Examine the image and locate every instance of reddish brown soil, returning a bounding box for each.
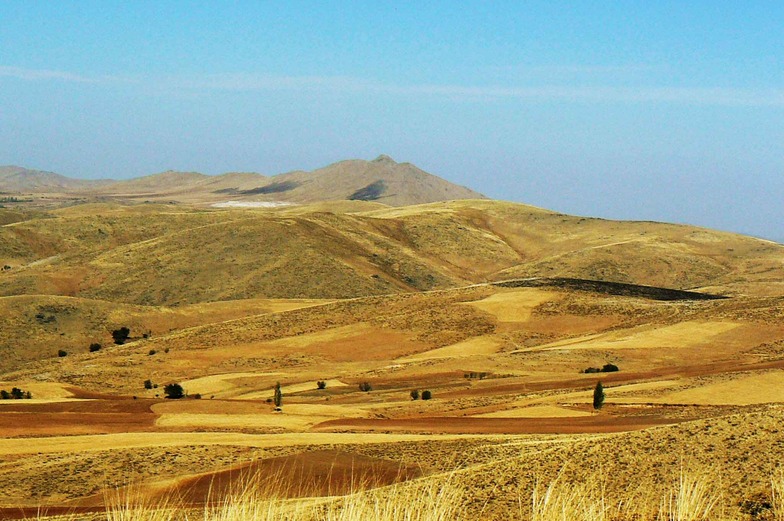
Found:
[0,398,158,436]
[444,358,784,399]
[312,415,678,434]
[161,449,422,505]
[0,506,106,520]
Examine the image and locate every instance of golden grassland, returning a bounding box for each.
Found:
[1,199,784,519]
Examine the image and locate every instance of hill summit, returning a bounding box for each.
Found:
[0,156,486,207]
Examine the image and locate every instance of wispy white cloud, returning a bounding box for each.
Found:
[2,65,782,107]
[0,65,131,84]
[162,73,784,107]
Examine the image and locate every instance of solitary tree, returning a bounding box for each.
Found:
[273,382,282,408]
[421,390,432,400]
[112,327,131,345]
[164,383,184,399]
[89,343,102,353]
[410,389,420,400]
[593,381,605,410]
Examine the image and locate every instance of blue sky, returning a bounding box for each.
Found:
[1,1,782,239]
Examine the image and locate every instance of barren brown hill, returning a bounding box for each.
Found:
[0,166,106,193]
[3,155,485,206]
[1,199,783,308]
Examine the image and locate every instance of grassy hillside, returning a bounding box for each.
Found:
[2,200,782,308]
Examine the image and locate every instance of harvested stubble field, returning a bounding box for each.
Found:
[1,200,784,519]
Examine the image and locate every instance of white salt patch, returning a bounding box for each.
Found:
[212,201,295,208]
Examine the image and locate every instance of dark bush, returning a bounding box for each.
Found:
[410,390,420,400]
[89,343,102,353]
[144,379,153,390]
[358,382,372,392]
[317,381,327,390]
[112,327,130,345]
[163,383,184,399]
[193,393,202,400]
[421,390,432,400]
[57,349,67,357]
[583,363,620,374]
[148,349,156,356]
[0,388,30,399]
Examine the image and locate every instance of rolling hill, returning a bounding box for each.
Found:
[2,175,784,520]
[0,155,485,206]
[1,199,782,309]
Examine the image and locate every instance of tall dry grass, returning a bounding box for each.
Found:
[95,471,465,521]
[35,467,783,521]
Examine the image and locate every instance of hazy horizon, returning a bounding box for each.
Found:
[1,1,782,241]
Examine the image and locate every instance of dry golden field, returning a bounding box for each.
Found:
[1,199,784,519]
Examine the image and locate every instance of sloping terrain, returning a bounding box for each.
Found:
[1,198,784,518]
[0,166,107,192]
[2,200,783,310]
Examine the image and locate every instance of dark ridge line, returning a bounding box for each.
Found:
[492,277,727,301]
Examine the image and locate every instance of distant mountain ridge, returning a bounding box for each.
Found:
[0,155,486,206]
[0,166,108,192]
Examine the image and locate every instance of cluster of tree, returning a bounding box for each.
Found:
[410,390,432,400]
[582,363,619,374]
[464,371,488,379]
[0,387,31,399]
[316,380,327,389]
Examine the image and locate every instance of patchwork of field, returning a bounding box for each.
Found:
[1,200,784,518]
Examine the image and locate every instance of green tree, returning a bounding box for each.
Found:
[273,382,282,408]
[421,390,432,400]
[164,383,184,399]
[593,381,605,410]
